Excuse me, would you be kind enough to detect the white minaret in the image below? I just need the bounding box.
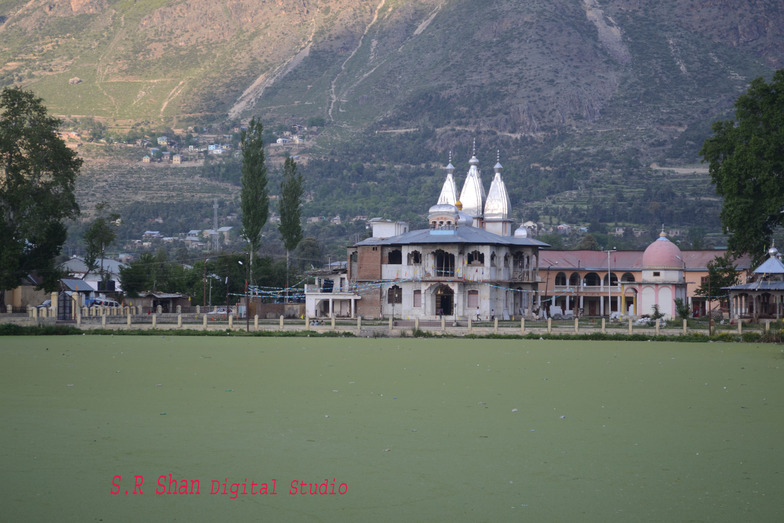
[458,140,485,227]
[483,151,513,236]
[436,152,459,206]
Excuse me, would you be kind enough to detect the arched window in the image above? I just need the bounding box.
[490,252,497,267]
[584,272,601,286]
[603,272,618,286]
[621,272,635,283]
[434,249,455,277]
[408,250,422,265]
[555,272,567,286]
[503,254,510,268]
[388,249,402,264]
[569,272,581,286]
[467,250,484,265]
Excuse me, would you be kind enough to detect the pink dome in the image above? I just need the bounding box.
[642,232,683,268]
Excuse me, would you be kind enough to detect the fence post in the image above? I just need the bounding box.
[203,314,208,330]
[305,315,310,331]
[547,318,552,334]
[521,317,525,335]
[102,315,106,328]
[601,318,606,334]
[468,317,472,333]
[766,320,770,333]
[254,315,259,331]
[441,316,446,332]
[683,319,687,336]
[738,320,742,335]
[228,315,233,329]
[628,317,633,334]
[127,313,131,328]
[357,315,362,334]
[152,314,157,328]
[494,317,498,334]
[415,317,420,332]
[177,314,182,328]
[575,318,579,334]
[389,316,394,332]
[280,315,284,331]
[332,316,336,330]
[655,319,660,336]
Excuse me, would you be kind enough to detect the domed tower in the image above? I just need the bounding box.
[458,142,485,227]
[637,229,687,319]
[436,154,458,206]
[483,152,513,236]
[642,230,685,281]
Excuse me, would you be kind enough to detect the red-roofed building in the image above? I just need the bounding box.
[539,234,751,319]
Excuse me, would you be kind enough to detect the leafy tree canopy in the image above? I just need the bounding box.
[695,253,740,305]
[240,117,269,255]
[84,202,120,277]
[0,87,82,292]
[700,69,784,261]
[278,156,304,253]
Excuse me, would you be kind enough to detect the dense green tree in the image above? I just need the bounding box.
[576,233,601,250]
[278,156,304,299]
[295,237,323,271]
[694,253,740,310]
[239,117,269,283]
[700,70,784,260]
[0,87,82,295]
[83,203,120,280]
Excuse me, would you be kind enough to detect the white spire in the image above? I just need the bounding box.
[459,146,485,220]
[437,153,458,206]
[484,151,510,221]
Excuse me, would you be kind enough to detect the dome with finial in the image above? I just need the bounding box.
[642,229,683,269]
[514,223,532,238]
[455,200,472,226]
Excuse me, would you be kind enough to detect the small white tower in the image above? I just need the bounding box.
[483,151,513,236]
[458,140,486,227]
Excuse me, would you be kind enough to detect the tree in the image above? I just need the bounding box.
[700,70,784,261]
[83,202,120,282]
[576,233,600,250]
[695,253,740,311]
[0,87,82,295]
[278,156,304,300]
[239,117,268,284]
[674,298,691,321]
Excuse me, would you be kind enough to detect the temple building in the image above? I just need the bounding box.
[305,151,753,322]
[340,152,548,320]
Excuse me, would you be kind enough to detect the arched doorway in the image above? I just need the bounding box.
[435,285,454,316]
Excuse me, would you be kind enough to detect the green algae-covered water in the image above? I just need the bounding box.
[1,336,782,522]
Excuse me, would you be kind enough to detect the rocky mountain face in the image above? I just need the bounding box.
[1,1,779,133]
[2,0,782,244]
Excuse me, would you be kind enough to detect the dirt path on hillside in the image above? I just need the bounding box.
[649,163,709,174]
